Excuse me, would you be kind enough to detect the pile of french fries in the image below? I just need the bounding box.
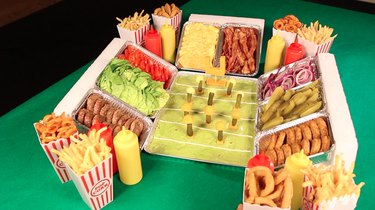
[302,155,364,205]
[51,127,111,175]
[116,10,150,31]
[297,20,337,45]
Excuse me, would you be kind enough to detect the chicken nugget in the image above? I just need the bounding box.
[275,148,285,166]
[294,126,303,143]
[309,120,321,139]
[281,144,292,159]
[265,149,277,166]
[320,135,331,152]
[300,124,312,141]
[275,131,286,149]
[301,139,310,155]
[291,143,301,154]
[310,138,321,155]
[267,134,277,150]
[286,128,295,145]
[316,117,329,137]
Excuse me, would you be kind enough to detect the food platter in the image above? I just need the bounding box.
[34,9,361,210]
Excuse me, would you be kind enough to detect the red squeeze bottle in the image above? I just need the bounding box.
[144,25,163,58]
[284,38,305,65]
[88,121,118,174]
[247,154,274,173]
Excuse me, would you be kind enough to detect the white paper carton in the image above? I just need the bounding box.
[117,24,150,46]
[66,155,113,210]
[242,168,290,210]
[34,123,73,183]
[152,10,183,46]
[302,176,359,210]
[298,36,335,57]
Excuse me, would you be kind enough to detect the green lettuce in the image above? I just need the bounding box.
[98,58,169,116]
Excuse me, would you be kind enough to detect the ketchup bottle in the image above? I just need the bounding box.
[247,154,274,173]
[88,121,118,174]
[284,38,305,65]
[144,25,163,58]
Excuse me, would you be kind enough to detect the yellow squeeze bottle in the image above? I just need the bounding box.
[264,34,286,73]
[160,23,176,63]
[113,127,142,185]
[284,150,312,210]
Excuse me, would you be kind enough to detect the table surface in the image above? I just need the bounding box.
[1,0,374,209]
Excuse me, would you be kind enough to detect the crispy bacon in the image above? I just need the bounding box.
[221,27,258,75]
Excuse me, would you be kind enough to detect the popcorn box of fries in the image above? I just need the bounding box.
[66,155,113,210]
[297,21,337,57]
[116,10,151,46]
[33,112,78,183]
[301,156,364,210]
[152,3,183,46]
[52,129,114,209]
[243,166,292,210]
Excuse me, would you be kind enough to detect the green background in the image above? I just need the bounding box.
[1,0,374,209]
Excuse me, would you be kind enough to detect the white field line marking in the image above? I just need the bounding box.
[153,137,251,153]
[174,82,257,95]
[170,92,257,105]
[162,108,255,121]
[158,120,254,138]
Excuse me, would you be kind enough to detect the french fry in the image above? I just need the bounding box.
[51,127,111,175]
[302,155,365,205]
[116,10,150,30]
[297,20,337,45]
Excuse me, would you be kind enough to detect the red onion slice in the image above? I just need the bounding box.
[281,75,295,90]
[296,69,313,85]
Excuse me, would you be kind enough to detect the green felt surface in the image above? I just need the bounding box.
[1,0,374,209]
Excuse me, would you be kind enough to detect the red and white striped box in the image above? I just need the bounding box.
[34,123,73,183]
[117,24,150,46]
[152,10,183,46]
[66,155,113,210]
[298,36,335,57]
[302,176,359,210]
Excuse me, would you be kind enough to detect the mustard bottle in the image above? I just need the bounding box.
[160,23,176,63]
[284,150,312,210]
[264,34,286,73]
[113,127,143,185]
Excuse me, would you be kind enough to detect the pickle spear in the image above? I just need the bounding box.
[300,101,323,117]
[261,116,284,131]
[264,86,284,112]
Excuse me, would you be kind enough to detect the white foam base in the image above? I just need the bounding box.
[54,38,126,116]
[316,53,358,170]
